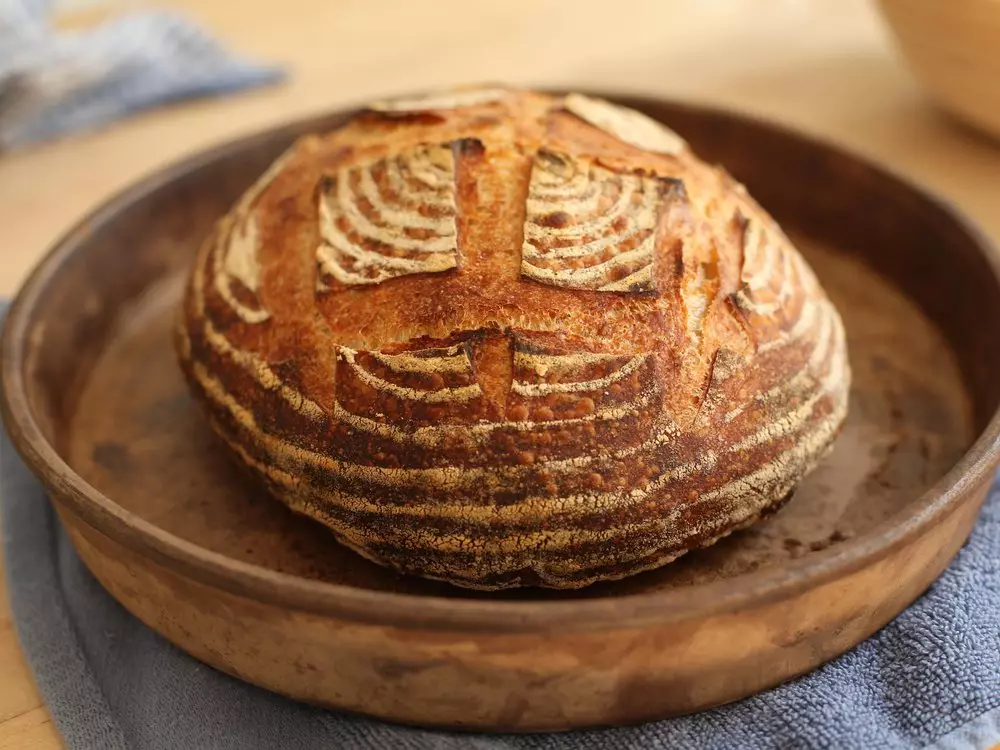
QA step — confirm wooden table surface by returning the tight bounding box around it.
[1,0,998,746]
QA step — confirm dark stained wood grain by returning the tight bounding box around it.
[2,92,999,731]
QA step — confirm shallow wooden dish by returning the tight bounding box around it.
[3,94,1000,733]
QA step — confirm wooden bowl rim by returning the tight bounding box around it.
[3,92,1000,634]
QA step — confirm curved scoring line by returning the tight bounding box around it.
[524,182,603,218]
[316,248,387,286]
[522,234,654,283]
[330,391,670,467]
[511,354,648,395]
[526,172,641,218]
[522,229,632,262]
[733,288,782,318]
[366,347,470,374]
[201,318,325,421]
[221,214,263,293]
[524,177,654,242]
[727,320,829,424]
[619,387,848,562]
[338,350,484,403]
[191,255,327,421]
[333,387,660,449]
[806,302,838,371]
[743,234,782,292]
[777,241,798,303]
[356,166,455,232]
[209,143,301,323]
[330,170,456,253]
[724,300,837,423]
[529,157,638,211]
[514,349,634,372]
[728,313,846,453]
[528,160,592,198]
[319,219,456,270]
[403,147,455,189]
[790,244,821,297]
[757,295,821,353]
[523,177,660,259]
[383,154,454,200]
[212,218,271,324]
[598,263,654,292]
[739,219,769,286]
[207,413,702,538]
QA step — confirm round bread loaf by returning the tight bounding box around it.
[176,87,850,590]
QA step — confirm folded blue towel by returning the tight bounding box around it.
[1,297,998,748]
[0,0,284,149]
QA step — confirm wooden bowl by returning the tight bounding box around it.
[3,93,1000,732]
[878,0,1000,140]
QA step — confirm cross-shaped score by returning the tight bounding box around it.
[307,134,690,434]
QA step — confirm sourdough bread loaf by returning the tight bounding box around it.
[176,87,850,590]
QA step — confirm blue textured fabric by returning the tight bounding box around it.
[2,296,999,748]
[0,0,284,149]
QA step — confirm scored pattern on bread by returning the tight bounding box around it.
[212,146,297,323]
[563,92,688,155]
[367,86,510,114]
[316,142,465,286]
[521,150,681,293]
[728,211,821,346]
[177,88,851,590]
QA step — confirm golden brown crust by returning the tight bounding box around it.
[176,87,851,589]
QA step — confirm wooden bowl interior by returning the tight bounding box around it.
[11,98,1000,604]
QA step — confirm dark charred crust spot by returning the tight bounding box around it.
[509,337,552,357]
[316,174,335,197]
[725,292,758,348]
[696,348,721,413]
[331,144,354,161]
[731,208,749,235]
[733,208,749,278]
[275,195,299,221]
[453,137,486,158]
[539,211,572,228]
[467,328,515,417]
[227,277,259,307]
[621,280,660,296]
[758,489,795,520]
[469,115,502,128]
[672,240,686,279]
[657,176,686,198]
[358,110,446,126]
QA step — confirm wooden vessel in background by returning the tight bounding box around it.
[878,0,1000,141]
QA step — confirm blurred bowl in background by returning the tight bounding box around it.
[877,0,1000,141]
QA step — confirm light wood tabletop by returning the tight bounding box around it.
[1,1,998,746]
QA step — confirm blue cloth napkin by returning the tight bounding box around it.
[2,299,999,748]
[0,0,284,149]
